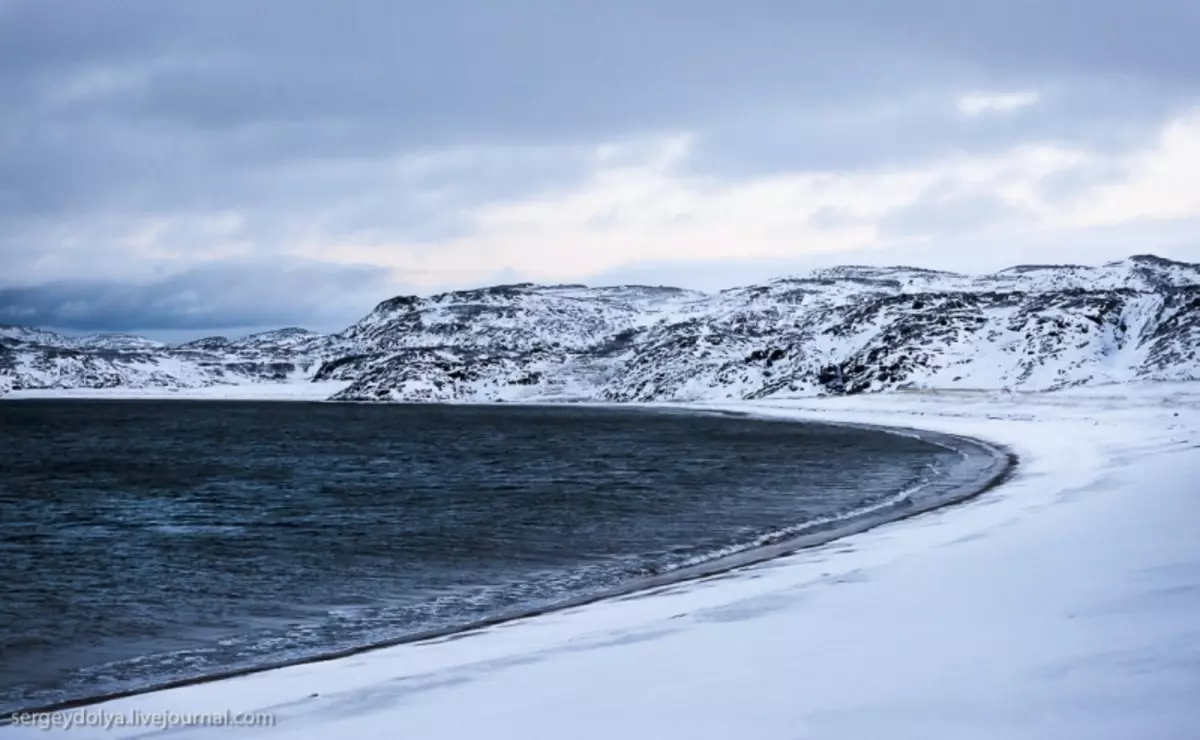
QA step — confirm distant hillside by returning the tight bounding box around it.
[3,255,1198,400]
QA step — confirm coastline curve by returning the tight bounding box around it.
[2,403,1017,721]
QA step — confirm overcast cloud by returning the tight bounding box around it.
[2,0,1200,335]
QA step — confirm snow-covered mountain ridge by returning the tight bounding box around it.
[0,326,358,396]
[2,255,1198,401]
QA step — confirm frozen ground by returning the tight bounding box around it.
[3,383,1198,739]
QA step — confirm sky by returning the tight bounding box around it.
[3,0,1200,338]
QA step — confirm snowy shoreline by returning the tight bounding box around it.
[3,383,1198,738]
[0,381,351,402]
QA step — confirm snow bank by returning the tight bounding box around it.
[4,383,1198,739]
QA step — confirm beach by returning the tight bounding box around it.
[4,382,1198,739]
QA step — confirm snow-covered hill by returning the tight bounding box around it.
[2,255,1198,400]
[0,326,356,395]
[325,255,1200,402]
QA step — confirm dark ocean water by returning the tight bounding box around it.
[0,400,956,712]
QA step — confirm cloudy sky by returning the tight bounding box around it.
[3,1,1200,338]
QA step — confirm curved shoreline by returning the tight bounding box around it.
[3,407,1016,721]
